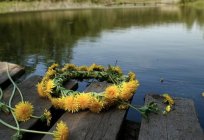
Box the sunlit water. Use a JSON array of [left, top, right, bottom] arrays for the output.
[[0, 7, 204, 129]]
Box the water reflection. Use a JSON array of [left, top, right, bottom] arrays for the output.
[[0, 6, 204, 128], [0, 7, 204, 72]]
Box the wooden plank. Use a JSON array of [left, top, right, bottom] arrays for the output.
[[0, 62, 25, 89], [138, 94, 204, 140], [0, 76, 77, 139], [42, 82, 128, 140]]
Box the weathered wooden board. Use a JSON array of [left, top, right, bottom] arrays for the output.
[[0, 62, 25, 89], [42, 82, 128, 140], [138, 94, 204, 140], [0, 76, 77, 139]]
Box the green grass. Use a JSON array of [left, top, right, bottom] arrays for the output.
[[0, 1, 36, 13], [191, 0, 204, 8], [181, 0, 204, 9]]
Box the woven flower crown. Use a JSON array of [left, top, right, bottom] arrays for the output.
[[37, 63, 140, 113]]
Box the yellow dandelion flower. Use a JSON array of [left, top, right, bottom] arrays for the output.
[[109, 66, 122, 74], [63, 96, 79, 113], [88, 63, 104, 71], [77, 66, 89, 71], [104, 85, 119, 100], [62, 64, 77, 71], [119, 88, 133, 101], [125, 80, 139, 93], [50, 97, 64, 109], [163, 94, 175, 106], [48, 63, 59, 70], [37, 82, 46, 97], [14, 101, 34, 122], [165, 105, 171, 112], [53, 121, 69, 140], [42, 109, 52, 126], [89, 97, 104, 113], [114, 66, 123, 74], [118, 81, 138, 101], [42, 76, 49, 83], [46, 69, 56, 77], [75, 93, 91, 110], [45, 80, 55, 94], [128, 71, 136, 81]]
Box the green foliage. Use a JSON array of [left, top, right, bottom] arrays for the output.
[[138, 102, 160, 120], [180, 0, 198, 4], [184, 0, 204, 9]]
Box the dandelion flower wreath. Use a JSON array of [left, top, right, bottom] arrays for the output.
[[37, 63, 140, 113]]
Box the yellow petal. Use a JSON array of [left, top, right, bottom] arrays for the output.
[[165, 105, 171, 112]]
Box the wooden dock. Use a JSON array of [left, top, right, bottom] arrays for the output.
[[0, 62, 128, 140], [138, 94, 204, 140], [0, 62, 203, 140]]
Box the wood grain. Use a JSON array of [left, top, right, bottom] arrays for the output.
[[0, 62, 25, 89], [138, 94, 204, 140]]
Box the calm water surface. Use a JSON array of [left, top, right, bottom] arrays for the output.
[[0, 7, 204, 128]]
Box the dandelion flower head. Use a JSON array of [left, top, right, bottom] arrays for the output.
[[53, 121, 69, 140], [63, 96, 79, 113], [14, 101, 34, 122]]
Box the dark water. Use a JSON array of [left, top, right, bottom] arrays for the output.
[[0, 7, 204, 129]]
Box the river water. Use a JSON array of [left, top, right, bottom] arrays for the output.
[[0, 6, 204, 128]]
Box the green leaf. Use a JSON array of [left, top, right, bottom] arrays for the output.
[[0, 102, 10, 114], [12, 132, 23, 140]]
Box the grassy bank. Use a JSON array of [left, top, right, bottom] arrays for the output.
[[0, 1, 104, 14], [0, 0, 174, 14], [0, 0, 203, 14]]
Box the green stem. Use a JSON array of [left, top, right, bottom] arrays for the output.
[[7, 70, 21, 135], [0, 88, 3, 100], [9, 98, 20, 135], [3, 104, 14, 111], [0, 119, 53, 135], [31, 115, 41, 119], [6, 63, 24, 101], [108, 74, 117, 84], [128, 103, 141, 112], [9, 87, 16, 107], [118, 100, 141, 112], [10, 111, 21, 135]]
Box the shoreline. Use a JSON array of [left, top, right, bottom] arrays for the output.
[[0, 1, 175, 15]]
